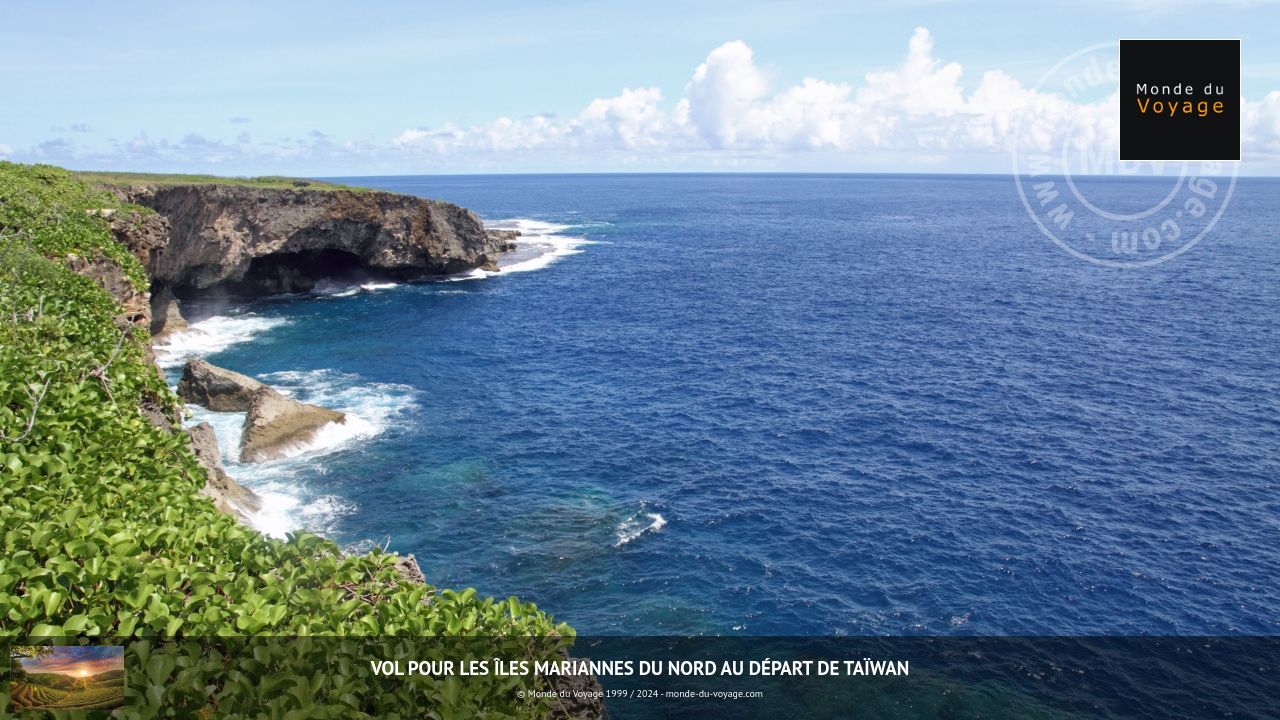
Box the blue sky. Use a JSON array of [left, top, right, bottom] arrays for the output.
[[2, 1, 1279, 174]]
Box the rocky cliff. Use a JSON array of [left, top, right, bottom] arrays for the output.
[[69, 208, 171, 332], [71, 180, 520, 529], [109, 184, 512, 305]]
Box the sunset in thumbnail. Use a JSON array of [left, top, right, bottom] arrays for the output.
[[9, 646, 124, 712], [18, 646, 122, 677]]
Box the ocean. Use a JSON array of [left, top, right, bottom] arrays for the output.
[[156, 174, 1280, 636]]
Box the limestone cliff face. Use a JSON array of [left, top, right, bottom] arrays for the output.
[[66, 209, 170, 330], [113, 184, 508, 299]]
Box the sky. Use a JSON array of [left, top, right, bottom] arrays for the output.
[[2, 0, 1279, 175], [19, 646, 124, 677]]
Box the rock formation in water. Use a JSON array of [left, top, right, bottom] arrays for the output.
[[106, 184, 513, 302], [186, 422, 262, 522], [240, 386, 346, 463], [150, 286, 188, 338], [177, 358, 265, 411]]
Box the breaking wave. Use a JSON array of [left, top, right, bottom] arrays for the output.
[[614, 509, 668, 547], [154, 314, 287, 368]]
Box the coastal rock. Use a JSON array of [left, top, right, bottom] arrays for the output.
[[486, 228, 520, 252], [107, 208, 170, 268], [177, 358, 264, 411], [63, 209, 170, 334], [394, 554, 427, 585], [64, 252, 151, 329], [112, 184, 510, 298], [240, 386, 345, 463], [186, 422, 262, 522], [546, 652, 607, 720], [139, 389, 181, 432], [150, 286, 188, 337]]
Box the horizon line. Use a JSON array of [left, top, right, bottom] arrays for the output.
[[45, 165, 1279, 181]]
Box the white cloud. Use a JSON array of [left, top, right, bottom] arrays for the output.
[[682, 40, 771, 147], [1243, 91, 1280, 157], [386, 27, 1114, 161], [10, 28, 1280, 173], [859, 27, 965, 116], [391, 86, 672, 155], [0, 143, 13, 157], [579, 87, 669, 149]]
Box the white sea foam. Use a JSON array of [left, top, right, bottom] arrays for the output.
[[186, 404, 249, 464], [183, 369, 415, 537], [447, 268, 491, 282], [243, 484, 357, 540], [489, 218, 574, 235], [499, 218, 596, 274], [448, 218, 595, 281], [155, 314, 287, 368], [313, 280, 401, 298], [614, 510, 667, 547], [261, 369, 415, 429], [312, 279, 356, 297]]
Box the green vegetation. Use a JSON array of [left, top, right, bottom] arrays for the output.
[[25, 672, 83, 691], [10, 681, 70, 708], [76, 170, 370, 192], [0, 163, 572, 718], [39, 684, 124, 710], [10, 681, 123, 712], [1, 163, 153, 288]]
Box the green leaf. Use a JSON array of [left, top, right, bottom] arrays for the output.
[[62, 613, 89, 631], [31, 622, 63, 637], [42, 590, 65, 617]]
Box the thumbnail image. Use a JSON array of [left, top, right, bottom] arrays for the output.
[[8, 646, 124, 713]]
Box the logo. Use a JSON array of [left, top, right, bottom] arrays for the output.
[[1012, 42, 1238, 268], [1121, 39, 1240, 161]]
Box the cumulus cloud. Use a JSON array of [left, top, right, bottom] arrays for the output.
[[391, 86, 675, 156], [1243, 91, 1280, 157], [860, 27, 965, 116], [579, 87, 670, 149], [10, 28, 1280, 172], [387, 27, 1125, 160], [0, 143, 13, 157], [682, 40, 770, 147]]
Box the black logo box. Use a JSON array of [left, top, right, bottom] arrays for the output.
[[1120, 39, 1240, 161]]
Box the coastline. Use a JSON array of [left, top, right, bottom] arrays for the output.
[[1, 162, 602, 719], [139, 191, 612, 717], [149, 215, 592, 539], [58, 171, 536, 550]]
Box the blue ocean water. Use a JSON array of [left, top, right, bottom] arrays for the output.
[[166, 174, 1280, 636]]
